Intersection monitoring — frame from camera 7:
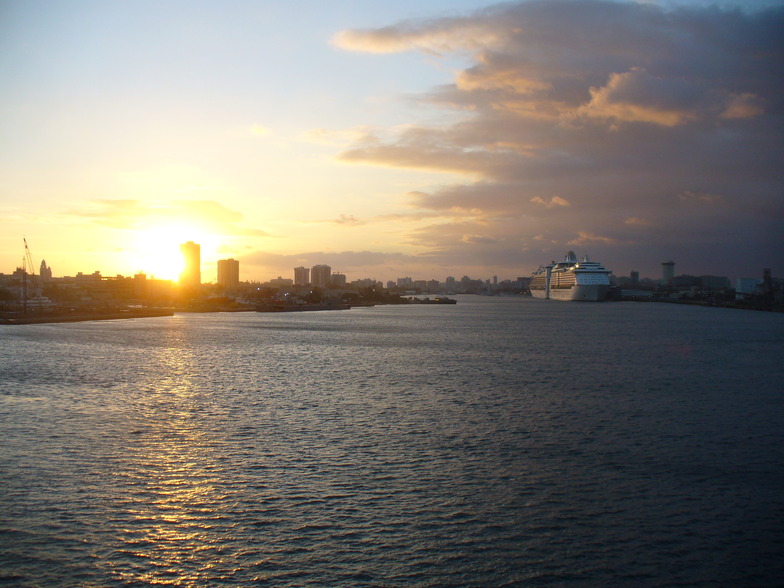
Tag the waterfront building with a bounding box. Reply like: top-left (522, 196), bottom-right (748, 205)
top-left (180, 241), bottom-right (201, 288)
top-left (661, 261), bottom-right (675, 285)
top-left (217, 258), bottom-right (240, 289)
top-left (671, 274), bottom-right (700, 289)
top-left (39, 260), bottom-right (53, 281)
top-left (351, 278), bottom-right (379, 289)
top-left (311, 264), bottom-right (331, 288)
top-left (331, 273), bottom-right (346, 288)
top-left (269, 276), bottom-right (293, 287)
top-left (294, 266), bottom-right (310, 286)
top-left (700, 275), bottom-right (731, 291)
top-left (736, 277), bottom-right (763, 299)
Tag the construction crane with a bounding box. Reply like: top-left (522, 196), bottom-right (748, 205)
top-left (22, 237), bottom-right (39, 312)
top-left (23, 237), bottom-right (36, 278)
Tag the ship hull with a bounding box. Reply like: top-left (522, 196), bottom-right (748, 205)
top-left (549, 284), bottom-right (610, 301)
top-left (530, 289), bottom-right (548, 300)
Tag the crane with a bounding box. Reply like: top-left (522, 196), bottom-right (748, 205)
top-left (23, 237), bottom-right (36, 278)
top-left (22, 237), bottom-right (39, 312)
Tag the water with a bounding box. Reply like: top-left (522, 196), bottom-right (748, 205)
top-left (1, 297), bottom-right (783, 586)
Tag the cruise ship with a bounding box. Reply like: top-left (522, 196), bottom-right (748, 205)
top-left (530, 251), bottom-right (611, 301)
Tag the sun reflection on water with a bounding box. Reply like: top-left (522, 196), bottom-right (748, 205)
top-left (108, 343), bottom-right (238, 584)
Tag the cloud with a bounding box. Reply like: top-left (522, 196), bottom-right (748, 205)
top-left (332, 17), bottom-right (501, 56)
top-left (242, 244), bottom-right (533, 280)
top-left (241, 249), bottom-right (421, 279)
top-left (332, 0), bottom-right (784, 278)
top-left (578, 68), bottom-right (701, 127)
top-left (462, 234), bottom-right (498, 244)
top-left (721, 93), bottom-right (766, 119)
top-left (567, 232), bottom-right (619, 246)
top-left (302, 126), bottom-right (378, 146)
top-left (677, 190), bottom-right (725, 206)
top-left (531, 196), bottom-right (570, 208)
top-left (66, 199), bottom-right (270, 237)
top-left (250, 124), bottom-right (273, 136)
top-left (332, 214), bottom-right (365, 226)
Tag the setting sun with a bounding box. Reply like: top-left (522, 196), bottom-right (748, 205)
top-left (131, 224), bottom-right (219, 282)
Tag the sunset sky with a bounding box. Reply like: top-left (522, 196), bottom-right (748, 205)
top-left (1, 0), bottom-right (782, 283)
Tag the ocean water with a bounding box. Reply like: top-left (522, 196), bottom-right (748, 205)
top-left (1, 296), bottom-right (783, 586)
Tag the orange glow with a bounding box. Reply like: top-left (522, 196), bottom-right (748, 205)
top-left (131, 224), bottom-right (219, 282)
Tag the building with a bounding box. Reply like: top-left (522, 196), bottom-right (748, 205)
top-left (217, 258), bottom-right (240, 289)
top-left (311, 264), bottom-right (331, 288)
top-left (331, 272), bottom-right (346, 288)
top-left (699, 275), bottom-right (731, 291)
top-left (736, 277), bottom-right (762, 298)
top-left (179, 241), bottom-right (201, 288)
top-left (39, 260), bottom-right (53, 281)
top-left (351, 278), bottom-right (380, 289)
top-left (661, 261), bottom-right (675, 285)
top-left (269, 276), bottom-right (293, 287)
top-left (294, 266), bottom-right (310, 286)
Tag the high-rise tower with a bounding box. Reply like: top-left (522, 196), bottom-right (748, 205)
top-left (180, 241), bottom-right (201, 288)
top-left (661, 261), bottom-right (675, 285)
top-left (294, 266), bottom-right (310, 286)
top-left (311, 264), bottom-right (331, 288)
top-left (217, 258), bottom-right (239, 288)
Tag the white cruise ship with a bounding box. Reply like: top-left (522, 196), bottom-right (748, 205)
top-left (530, 251), bottom-right (611, 301)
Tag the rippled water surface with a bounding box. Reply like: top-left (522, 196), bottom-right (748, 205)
top-left (1, 297), bottom-right (783, 586)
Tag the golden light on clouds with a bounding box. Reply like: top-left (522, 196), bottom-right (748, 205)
top-left (0, 0), bottom-right (780, 281)
top-left (250, 124), bottom-right (272, 136)
top-left (531, 196), bottom-right (570, 208)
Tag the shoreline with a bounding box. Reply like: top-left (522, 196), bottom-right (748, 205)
top-left (0, 309), bottom-right (174, 325)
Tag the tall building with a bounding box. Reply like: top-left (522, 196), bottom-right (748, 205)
top-left (311, 264), bottom-right (331, 288)
top-left (294, 266), bottom-right (310, 286)
top-left (180, 241), bottom-right (201, 288)
top-left (39, 260), bottom-right (52, 280)
top-left (661, 261), bottom-right (675, 285)
top-left (217, 258), bottom-right (240, 288)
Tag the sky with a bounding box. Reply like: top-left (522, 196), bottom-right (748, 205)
top-left (1, 0), bottom-right (782, 284)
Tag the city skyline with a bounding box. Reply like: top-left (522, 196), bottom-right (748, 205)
top-left (1, 0), bottom-right (782, 283)
top-left (1, 235), bottom-right (773, 286)
top-left (5, 242), bottom-right (744, 289)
